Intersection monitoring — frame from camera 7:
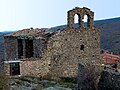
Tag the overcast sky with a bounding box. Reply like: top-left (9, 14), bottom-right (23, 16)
top-left (0, 0), bottom-right (120, 31)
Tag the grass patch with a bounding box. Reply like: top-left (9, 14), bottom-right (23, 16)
top-left (58, 81), bottom-right (77, 89)
top-left (42, 82), bottom-right (56, 89)
top-left (9, 76), bottom-right (77, 89)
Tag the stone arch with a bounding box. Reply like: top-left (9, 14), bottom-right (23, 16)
top-left (73, 13), bottom-right (81, 28)
top-left (81, 13), bottom-right (92, 28)
top-left (67, 9), bottom-right (82, 28)
top-left (67, 7), bottom-right (94, 29)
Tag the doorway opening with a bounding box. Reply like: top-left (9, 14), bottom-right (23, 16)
top-left (10, 62), bottom-right (20, 76)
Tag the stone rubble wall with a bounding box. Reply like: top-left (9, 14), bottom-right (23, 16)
top-left (20, 58), bottom-right (50, 78)
top-left (4, 37), bottom-right (18, 61)
top-left (44, 27), bottom-right (101, 80)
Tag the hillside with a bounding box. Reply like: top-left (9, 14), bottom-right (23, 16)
top-left (95, 17), bottom-right (120, 54)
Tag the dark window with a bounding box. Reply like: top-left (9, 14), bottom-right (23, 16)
top-left (25, 39), bottom-right (34, 58)
top-left (65, 39), bottom-right (67, 41)
top-left (18, 39), bottom-right (23, 59)
top-left (100, 50), bottom-right (104, 54)
top-left (10, 62), bottom-right (20, 76)
top-left (80, 45), bottom-right (84, 51)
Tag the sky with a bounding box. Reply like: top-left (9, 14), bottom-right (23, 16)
top-left (0, 0), bottom-right (120, 31)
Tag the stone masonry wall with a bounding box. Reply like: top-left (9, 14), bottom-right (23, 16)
top-left (4, 63), bottom-right (10, 76)
top-left (4, 37), bottom-right (18, 61)
top-left (20, 58), bottom-right (50, 78)
top-left (33, 38), bottom-right (46, 58)
top-left (44, 27), bottom-right (100, 80)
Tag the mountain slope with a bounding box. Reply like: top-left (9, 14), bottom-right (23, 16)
top-left (95, 17), bottom-right (120, 54)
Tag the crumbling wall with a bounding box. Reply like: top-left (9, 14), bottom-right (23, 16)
top-left (4, 35), bottom-right (47, 76)
top-left (4, 37), bottom-right (18, 61)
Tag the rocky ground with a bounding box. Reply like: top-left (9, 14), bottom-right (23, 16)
top-left (3, 67), bottom-right (120, 90)
top-left (9, 76), bottom-right (77, 90)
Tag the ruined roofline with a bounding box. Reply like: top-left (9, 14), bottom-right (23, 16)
top-left (4, 28), bottom-right (49, 39)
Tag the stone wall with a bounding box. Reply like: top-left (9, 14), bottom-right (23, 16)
top-left (4, 37), bottom-right (18, 61)
top-left (20, 58), bottom-right (50, 78)
top-left (33, 38), bottom-right (46, 58)
top-left (4, 63), bottom-right (10, 76)
top-left (44, 27), bottom-right (101, 80)
top-left (4, 37), bottom-right (45, 60)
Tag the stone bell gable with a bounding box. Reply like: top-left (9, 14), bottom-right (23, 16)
top-left (67, 7), bottom-right (94, 29)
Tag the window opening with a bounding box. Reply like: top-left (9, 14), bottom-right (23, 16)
top-left (18, 39), bottom-right (23, 59)
top-left (25, 39), bottom-right (34, 58)
top-left (80, 45), bottom-right (84, 51)
top-left (10, 62), bottom-right (20, 76)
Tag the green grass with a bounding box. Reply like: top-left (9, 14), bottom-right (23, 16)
top-left (58, 81), bottom-right (77, 89)
top-left (42, 82), bottom-right (56, 89)
top-left (9, 76), bottom-right (77, 90)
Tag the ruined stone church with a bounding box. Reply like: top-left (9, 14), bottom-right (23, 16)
top-left (4, 7), bottom-right (101, 80)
